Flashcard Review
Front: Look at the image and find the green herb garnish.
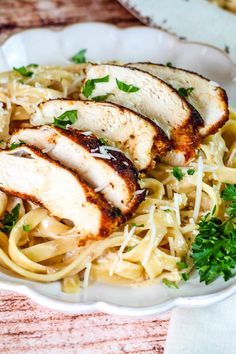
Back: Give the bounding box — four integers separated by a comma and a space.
221, 184, 236, 215
162, 278, 179, 289
177, 261, 188, 270
112, 207, 122, 217
13, 66, 33, 77
166, 62, 173, 67
82, 75, 110, 98
192, 184, 236, 284
2, 204, 20, 233
27, 63, 39, 68
181, 273, 189, 281
125, 245, 136, 252
53, 110, 78, 128
9, 140, 25, 150
91, 93, 114, 102
178, 87, 194, 98
23, 224, 31, 232
172, 167, 185, 181
131, 223, 145, 228
71, 49, 87, 64
116, 79, 140, 93
187, 168, 195, 175
99, 137, 108, 145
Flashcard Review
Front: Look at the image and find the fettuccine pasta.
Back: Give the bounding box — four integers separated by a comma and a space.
0, 64, 235, 293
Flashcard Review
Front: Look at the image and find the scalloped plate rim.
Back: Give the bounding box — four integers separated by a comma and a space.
0, 22, 236, 316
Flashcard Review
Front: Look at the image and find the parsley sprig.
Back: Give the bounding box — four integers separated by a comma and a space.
178, 87, 194, 98
71, 49, 87, 64
13, 66, 33, 77
1, 203, 20, 233
192, 184, 236, 284
162, 278, 179, 289
116, 79, 139, 93
53, 110, 78, 128
172, 167, 195, 181
9, 140, 25, 150
82, 75, 110, 98
172, 167, 184, 181
92, 93, 114, 102
221, 184, 236, 215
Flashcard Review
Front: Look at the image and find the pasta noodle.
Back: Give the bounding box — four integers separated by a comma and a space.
0, 65, 235, 293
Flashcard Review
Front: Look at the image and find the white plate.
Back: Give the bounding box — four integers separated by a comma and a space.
118, 0, 236, 62
0, 22, 236, 317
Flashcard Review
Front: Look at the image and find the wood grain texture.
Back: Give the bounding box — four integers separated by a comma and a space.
0, 1, 170, 353
0, 290, 169, 353
0, 0, 142, 43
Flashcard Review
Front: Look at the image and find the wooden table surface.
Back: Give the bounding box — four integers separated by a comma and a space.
0, 1, 170, 353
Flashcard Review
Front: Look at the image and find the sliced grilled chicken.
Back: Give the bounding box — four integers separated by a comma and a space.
11, 125, 145, 214
0, 146, 119, 243
30, 99, 170, 170
79, 64, 203, 165
129, 63, 229, 136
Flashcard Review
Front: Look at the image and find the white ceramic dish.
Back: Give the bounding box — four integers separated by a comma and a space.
1, 22, 236, 316
118, 0, 236, 62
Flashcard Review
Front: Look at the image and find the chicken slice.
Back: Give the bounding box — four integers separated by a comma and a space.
11, 125, 145, 215
30, 99, 170, 170
79, 64, 204, 165
129, 63, 229, 136
0, 146, 119, 243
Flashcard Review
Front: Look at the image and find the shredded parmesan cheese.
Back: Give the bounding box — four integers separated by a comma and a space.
174, 193, 182, 226
193, 156, 204, 221
94, 182, 110, 193
118, 225, 136, 259
99, 146, 114, 160
142, 205, 156, 266
91, 153, 111, 160
102, 146, 122, 152
82, 131, 92, 136
134, 189, 145, 195
83, 259, 92, 288
109, 225, 136, 276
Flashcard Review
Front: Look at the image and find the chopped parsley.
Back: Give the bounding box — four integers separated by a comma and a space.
112, 207, 122, 217
162, 278, 179, 289
172, 167, 185, 181
23, 224, 31, 232
116, 79, 140, 93
131, 223, 145, 227
2, 203, 20, 233
164, 209, 172, 213
27, 63, 39, 68
9, 140, 25, 150
166, 62, 173, 67
91, 93, 114, 102
221, 184, 236, 215
71, 49, 87, 64
13, 66, 33, 77
192, 184, 236, 284
53, 110, 78, 128
82, 75, 110, 98
176, 261, 188, 270
178, 87, 194, 98
187, 168, 195, 175
99, 137, 108, 145
125, 245, 136, 252
181, 273, 189, 281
